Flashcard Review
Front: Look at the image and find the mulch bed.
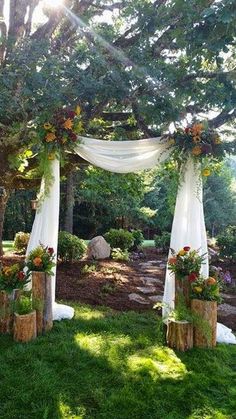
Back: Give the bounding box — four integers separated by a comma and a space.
1, 248, 236, 330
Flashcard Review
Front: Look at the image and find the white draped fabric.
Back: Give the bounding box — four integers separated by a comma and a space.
26, 137, 236, 343
163, 159, 209, 317
74, 136, 170, 173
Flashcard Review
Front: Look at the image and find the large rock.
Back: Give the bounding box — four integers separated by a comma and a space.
87, 236, 111, 260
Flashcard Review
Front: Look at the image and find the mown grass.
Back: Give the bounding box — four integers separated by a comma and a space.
0, 303, 235, 419
3, 240, 14, 252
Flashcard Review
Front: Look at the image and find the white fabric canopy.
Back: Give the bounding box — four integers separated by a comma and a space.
25, 136, 236, 344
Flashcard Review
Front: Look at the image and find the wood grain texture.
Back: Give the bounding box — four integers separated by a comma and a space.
32, 272, 53, 335
191, 299, 217, 348
13, 311, 36, 343
167, 320, 193, 351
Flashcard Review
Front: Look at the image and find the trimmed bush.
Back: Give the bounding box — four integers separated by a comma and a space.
14, 232, 30, 253
217, 226, 236, 261
131, 229, 144, 249
104, 229, 134, 251
58, 231, 87, 262
154, 232, 171, 251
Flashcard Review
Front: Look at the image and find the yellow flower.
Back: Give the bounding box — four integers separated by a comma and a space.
45, 132, 56, 142
63, 118, 73, 130
214, 136, 221, 144
48, 153, 56, 160
194, 286, 203, 293
168, 138, 175, 146
178, 249, 186, 256
75, 105, 81, 116
44, 122, 53, 130
192, 145, 202, 156
3, 267, 11, 276
202, 168, 211, 177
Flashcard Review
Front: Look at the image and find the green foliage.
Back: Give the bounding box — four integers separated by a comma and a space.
13, 232, 30, 253
131, 229, 144, 249
191, 276, 222, 303
58, 231, 87, 263
0, 264, 28, 293
14, 295, 33, 315
111, 248, 130, 262
81, 263, 97, 274
154, 232, 171, 251
105, 229, 134, 251
217, 226, 236, 261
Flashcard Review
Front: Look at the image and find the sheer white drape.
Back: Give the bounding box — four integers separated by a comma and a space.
26, 137, 236, 343
163, 159, 208, 317
75, 136, 170, 173
25, 159, 74, 321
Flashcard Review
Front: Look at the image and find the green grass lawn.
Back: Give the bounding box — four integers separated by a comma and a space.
3, 240, 14, 252
0, 303, 235, 419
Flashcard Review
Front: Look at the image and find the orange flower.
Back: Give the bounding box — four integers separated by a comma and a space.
168, 257, 177, 265
33, 257, 42, 267
45, 132, 56, 142
192, 145, 202, 156
207, 277, 216, 285
192, 123, 204, 136
63, 118, 73, 130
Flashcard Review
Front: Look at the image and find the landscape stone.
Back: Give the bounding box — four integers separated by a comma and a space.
136, 286, 156, 294
87, 236, 111, 260
128, 293, 150, 304
148, 295, 163, 303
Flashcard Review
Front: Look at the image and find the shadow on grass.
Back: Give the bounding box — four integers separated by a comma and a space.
0, 303, 235, 419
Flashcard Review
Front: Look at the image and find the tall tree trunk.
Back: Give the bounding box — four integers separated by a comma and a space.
64, 171, 74, 234
0, 188, 10, 256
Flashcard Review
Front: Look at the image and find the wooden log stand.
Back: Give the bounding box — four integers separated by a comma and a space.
0, 289, 20, 334
167, 320, 193, 352
32, 272, 53, 335
191, 299, 217, 348
175, 276, 191, 308
13, 311, 37, 343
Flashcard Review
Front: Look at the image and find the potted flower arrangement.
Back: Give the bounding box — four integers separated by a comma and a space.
168, 246, 206, 307
25, 244, 55, 335
190, 275, 222, 348
0, 264, 28, 333
13, 294, 37, 343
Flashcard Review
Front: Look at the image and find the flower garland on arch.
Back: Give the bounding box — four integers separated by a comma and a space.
165, 122, 235, 178
34, 105, 83, 208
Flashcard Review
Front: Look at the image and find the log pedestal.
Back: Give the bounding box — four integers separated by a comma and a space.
32, 272, 53, 335
191, 299, 217, 348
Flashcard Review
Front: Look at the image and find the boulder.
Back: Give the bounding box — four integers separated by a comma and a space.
87, 236, 111, 260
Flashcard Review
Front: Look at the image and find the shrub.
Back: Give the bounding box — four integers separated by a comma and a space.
131, 229, 144, 249
154, 232, 171, 251
58, 231, 87, 262
14, 232, 30, 253
111, 248, 130, 261
217, 226, 236, 261
104, 229, 134, 251
14, 295, 33, 315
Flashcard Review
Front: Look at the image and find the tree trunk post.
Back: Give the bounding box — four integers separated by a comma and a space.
13, 311, 37, 343
32, 272, 53, 335
0, 188, 10, 256
64, 170, 75, 234
167, 320, 193, 351
0, 289, 20, 334
175, 276, 191, 308
191, 299, 217, 348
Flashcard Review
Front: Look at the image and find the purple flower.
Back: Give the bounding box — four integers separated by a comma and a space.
201, 144, 212, 155
223, 271, 232, 284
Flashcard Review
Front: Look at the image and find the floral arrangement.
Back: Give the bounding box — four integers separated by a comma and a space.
38, 105, 83, 159
168, 246, 206, 281
190, 275, 222, 303
0, 264, 28, 293
166, 122, 235, 177
25, 244, 56, 275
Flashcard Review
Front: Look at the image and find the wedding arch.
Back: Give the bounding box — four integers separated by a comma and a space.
26, 133, 236, 344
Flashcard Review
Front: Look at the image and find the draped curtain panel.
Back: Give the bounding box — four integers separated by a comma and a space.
25, 137, 236, 344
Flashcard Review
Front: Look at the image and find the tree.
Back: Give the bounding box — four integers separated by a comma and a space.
0, 0, 236, 252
